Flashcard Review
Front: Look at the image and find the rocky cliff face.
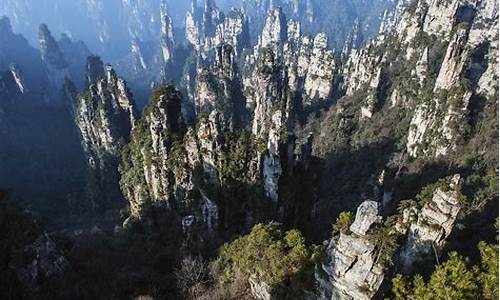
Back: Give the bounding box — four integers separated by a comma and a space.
0, 66, 25, 103
185, 0, 236, 56
76, 60, 137, 210
397, 175, 463, 272
38, 23, 91, 99
218, 0, 399, 51
304, 0, 498, 282
119, 0, 498, 241
38, 24, 70, 91
0, 0, 497, 298
242, 8, 337, 208
182, 0, 251, 109
120, 78, 261, 236
58, 33, 92, 89
116, 0, 497, 242
0, 0, 189, 61
318, 174, 464, 299
397, 0, 498, 158
258, 7, 287, 49
160, 0, 175, 65
250, 48, 287, 204
317, 201, 384, 300
0, 17, 54, 103
215, 9, 251, 56
120, 85, 186, 219
247, 8, 337, 108
315, 0, 499, 160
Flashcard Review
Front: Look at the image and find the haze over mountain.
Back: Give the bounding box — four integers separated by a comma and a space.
0, 0, 498, 299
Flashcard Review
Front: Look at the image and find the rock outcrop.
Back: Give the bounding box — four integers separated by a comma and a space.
185, 5, 200, 51
401, 0, 499, 158
76, 60, 137, 210
58, 33, 91, 88
302, 33, 336, 105
120, 85, 186, 219
214, 9, 250, 56
194, 43, 244, 129
258, 7, 287, 49
39, 24, 69, 90
243, 8, 338, 207
182, 0, 251, 119
317, 174, 464, 299
317, 201, 384, 300
398, 175, 463, 272
246, 44, 288, 204
0, 66, 25, 102
120, 75, 262, 235
160, 0, 175, 64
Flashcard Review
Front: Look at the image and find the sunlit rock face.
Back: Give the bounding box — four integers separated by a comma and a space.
398, 175, 462, 272
403, 0, 499, 158
75, 60, 137, 210
316, 176, 464, 299
214, 8, 250, 56
317, 201, 384, 300
258, 7, 287, 49
119, 51, 260, 235
332, 0, 498, 159
302, 33, 336, 104
0, 66, 25, 103
160, 0, 175, 64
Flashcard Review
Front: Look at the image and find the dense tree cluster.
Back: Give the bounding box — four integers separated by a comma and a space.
392, 242, 499, 300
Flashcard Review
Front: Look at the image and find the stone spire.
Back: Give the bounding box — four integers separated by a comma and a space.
39, 24, 68, 70
160, 0, 175, 64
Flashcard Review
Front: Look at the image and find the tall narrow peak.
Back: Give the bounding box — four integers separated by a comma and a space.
259, 8, 287, 49
248, 46, 290, 205
215, 8, 251, 56
203, 0, 223, 38
317, 201, 384, 300
119, 85, 187, 220
185, 2, 201, 49
85, 55, 105, 87
194, 43, 244, 129
160, 0, 175, 64
39, 24, 68, 70
39, 24, 70, 93
75, 60, 137, 210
